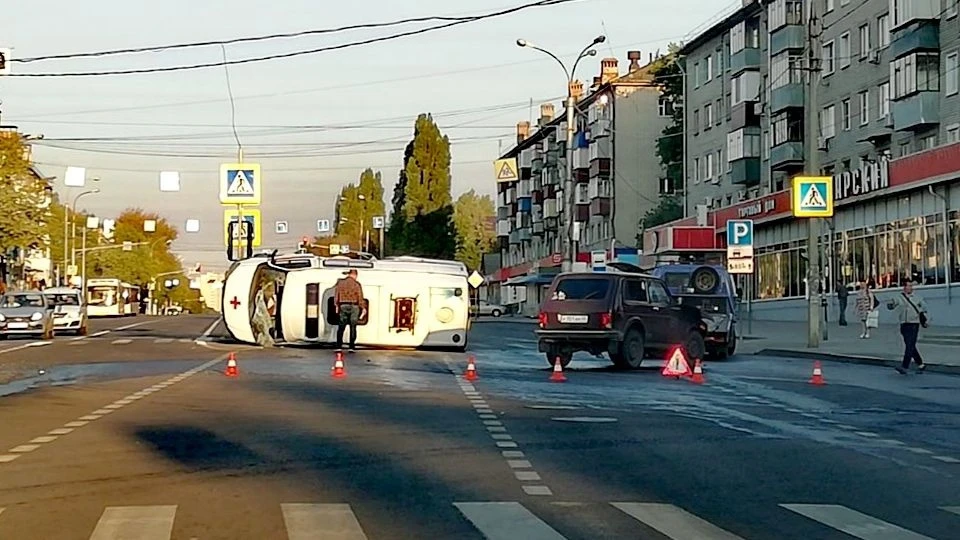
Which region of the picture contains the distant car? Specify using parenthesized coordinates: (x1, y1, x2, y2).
(535, 272, 707, 369)
(0, 291, 56, 339)
(43, 287, 88, 336)
(471, 300, 505, 317)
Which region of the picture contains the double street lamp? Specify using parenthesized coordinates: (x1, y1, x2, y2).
(63, 186, 100, 286)
(516, 35, 605, 272)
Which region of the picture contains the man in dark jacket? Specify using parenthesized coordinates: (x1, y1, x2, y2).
(334, 269, 364, 351)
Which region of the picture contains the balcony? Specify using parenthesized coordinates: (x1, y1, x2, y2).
(590, 198, 611, 217)
(730, 158, 761, 186)
(589, 118, 611, 139)
(574, 205, 590, 222)
(533, 221, 545, 236)
(545, 216, 558, 231)
(497, 206, 509, 220)
(531, 156, 543, 174)
(509, 230, 520, 245)
(589, 178, 612, 199)
(544, 198, 558, 218)
(892, 92, 940, 131)
(769, 25, 805, 55)
(891, 21, 939, 59)
(518, 228, 532, 242)
(497, 219, 511, 236)
(730, 101, 761, 130)
(769, 141, 804, 172)
(589, 159, 611, 179)
(729, 48, 761, 75)
(770, 84, 804, 114)
(572, 147, 589, 169)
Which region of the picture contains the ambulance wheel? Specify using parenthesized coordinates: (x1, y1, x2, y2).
(690, 266, 721, 294)
(613, 327, 644, 369)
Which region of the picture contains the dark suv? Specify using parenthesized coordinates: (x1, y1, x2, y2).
(535, 272, 707, 369)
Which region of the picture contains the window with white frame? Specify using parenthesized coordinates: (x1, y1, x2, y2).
(823, 41, 836, 74)
(878, 82, 891, 117)
(715, 98, 723, 124)
(825, 0, 834, 12)
(731, 71, 761, 105)
(693, 109, 700, 132)
(839, 32, 851, 68)
(878, 14, 890, 47)
(727, 129, 761, 161)
(891, 52, 940, 99)
(841, 99, 852, 130)
(772, 110, 803, 145)
(693, 157, 700, 182)
(715, 150, 723, 177)
(921, 135, 937, 149)
(820, 105, 836, 138)
(694, 62, 700, 87)
(768, 0, 804, 31)
(658, 95, 675, 117)
(705, 152, 715, 179)
(770, 52, 803, 89)
(859, 91, 870, 125)
(704, 103, 714, 127)
(859, 24, 871, 58)
(946, 51, 959, 96)
(729, 18, 760, 52)
(890, 0, 939, 30)
(947, 124, 960, 143)
(706, 55, 714, 81)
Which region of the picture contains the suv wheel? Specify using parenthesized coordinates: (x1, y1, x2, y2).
(546, 351, 572, 369)
(684, 331, 706, 362)
(614, 327, 645, 369)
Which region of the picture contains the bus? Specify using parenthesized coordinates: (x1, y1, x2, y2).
(86, 278, 140, 317)
(221, 252, 471, 350)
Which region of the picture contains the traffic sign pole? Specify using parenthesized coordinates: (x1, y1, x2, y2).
(726, 219, 755, 338)
(805, 2, 823, 348)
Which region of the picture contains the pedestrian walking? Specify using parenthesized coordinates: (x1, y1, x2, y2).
(885, 281, 929, 375)
(836, 279, 849, 326)
(855, 279, 877, 338)
(333, 269, 365, 352)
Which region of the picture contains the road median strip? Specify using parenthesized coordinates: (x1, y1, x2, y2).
(754, 348, 960, 374)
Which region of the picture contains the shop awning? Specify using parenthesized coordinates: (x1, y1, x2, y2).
(503, 274, 556, 286)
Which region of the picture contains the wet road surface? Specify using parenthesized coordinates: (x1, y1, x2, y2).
(0, 318, 958, 539)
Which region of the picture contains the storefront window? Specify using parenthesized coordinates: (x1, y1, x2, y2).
(754, 241, 807, 299)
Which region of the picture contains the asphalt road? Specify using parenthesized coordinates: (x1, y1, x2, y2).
(0, 317, 958, 539)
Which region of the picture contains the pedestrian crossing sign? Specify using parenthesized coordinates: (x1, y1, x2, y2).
(219, 162, 262, 205)
(792, 176, 834, 218)
(493, 158, 519, 183)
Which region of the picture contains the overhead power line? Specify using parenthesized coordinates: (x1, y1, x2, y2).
(8, 0, 577, 77)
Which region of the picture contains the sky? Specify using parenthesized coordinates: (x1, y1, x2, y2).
(1, 0, 738, 272)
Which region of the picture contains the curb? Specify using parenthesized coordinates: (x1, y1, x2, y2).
(755, 348, 960, 375)
(471, 318, 537, 324)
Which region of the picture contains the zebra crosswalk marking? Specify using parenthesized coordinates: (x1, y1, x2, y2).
(454, 502, 566, 540)
(612, 502, 745, 539)
(780, 504, 935, 540)
(89, 505, 177, 540)
(281, 503, 367, 540)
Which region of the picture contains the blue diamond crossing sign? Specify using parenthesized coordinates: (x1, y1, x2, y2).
(793, 176, 834, 218)
(219, 163, 262, 205)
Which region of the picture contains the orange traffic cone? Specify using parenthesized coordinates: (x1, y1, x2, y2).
(225, 352, 238, 377)
(549, 357, 567, 383)
(809, 361, 825, 385)
(689, 359, 705, 384)
(464, 355, 478, 381)
(331, 351, 346, 379)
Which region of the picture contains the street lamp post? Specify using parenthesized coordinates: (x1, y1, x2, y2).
(65, 187, 100, 285)
(516, 35, 605, 272)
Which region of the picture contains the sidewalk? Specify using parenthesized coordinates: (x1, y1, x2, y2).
(739, 319, 960, 372)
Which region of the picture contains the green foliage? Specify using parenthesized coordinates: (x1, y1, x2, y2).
(0, 134, 52, 253)
(649, 46, 684, 197)
(642, 194, 683, 228)
(387, 114, 457, 257)
(86, 208, 180, 286)
(453, 190, 496, 271)
(334, 168, 387, 254)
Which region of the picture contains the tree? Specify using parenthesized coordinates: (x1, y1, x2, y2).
(647, 44, 686, 226)
(86, 208, 180, 286)
(0, 133, 52, 253)
(335, 168, 387, 254)
(387, 114, 458, 257)
(453, 190, 496, 271)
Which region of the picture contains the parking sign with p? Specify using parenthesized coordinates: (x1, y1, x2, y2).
(726, 219, 753, 247)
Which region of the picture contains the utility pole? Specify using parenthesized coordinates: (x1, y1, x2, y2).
(563, 82, 577, 273)
(805, 3, 822, 348)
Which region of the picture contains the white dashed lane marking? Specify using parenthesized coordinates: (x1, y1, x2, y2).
(0, 355, 225, 467)
(448, 360, 553, 497)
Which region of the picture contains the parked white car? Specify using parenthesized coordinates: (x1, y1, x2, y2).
(44, 287, 89, 336)
(472, 300, 505, 317)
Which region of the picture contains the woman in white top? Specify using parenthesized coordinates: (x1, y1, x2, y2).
(854, 279, 876, 339)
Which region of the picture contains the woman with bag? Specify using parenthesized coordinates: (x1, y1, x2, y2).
(885, 281, 928, 375)
(854, 279, 877, 339)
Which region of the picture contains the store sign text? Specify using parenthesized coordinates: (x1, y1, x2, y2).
(834, 156, 890, 202)
(738, 198, 777, 218)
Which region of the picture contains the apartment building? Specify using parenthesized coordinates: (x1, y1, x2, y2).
(487, 52, 670, 315)
(645, 0, 960, 326)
